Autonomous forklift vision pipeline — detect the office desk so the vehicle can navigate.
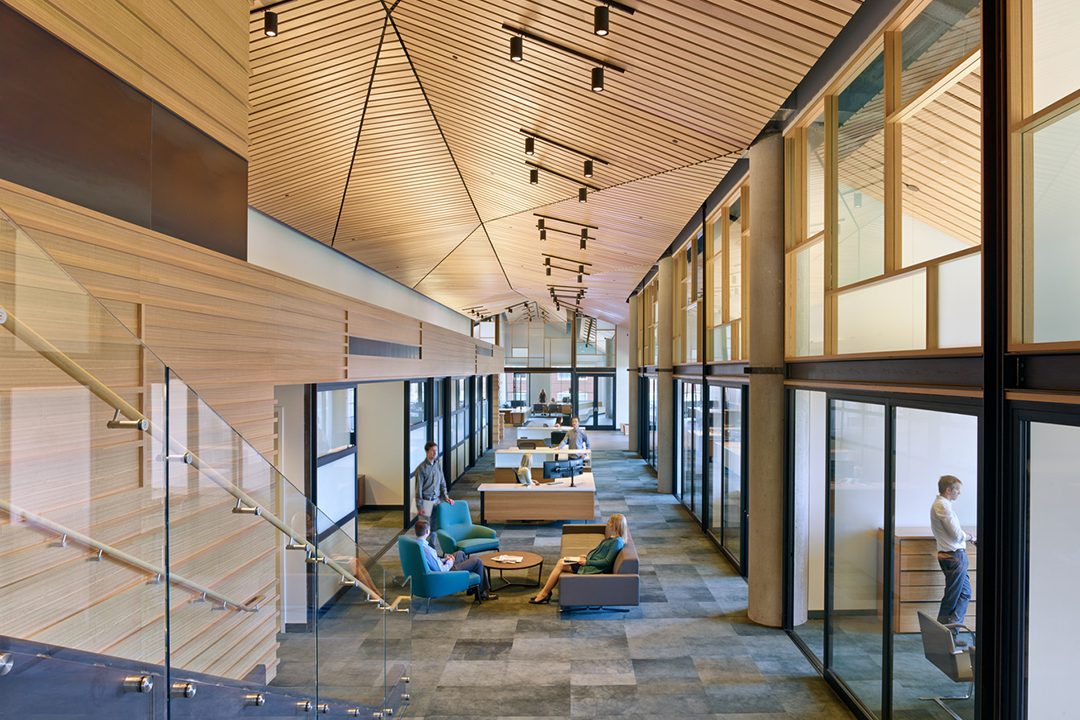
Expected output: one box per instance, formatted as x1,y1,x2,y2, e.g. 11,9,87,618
479,473,596,523
516,426,567,442
494,447,590,483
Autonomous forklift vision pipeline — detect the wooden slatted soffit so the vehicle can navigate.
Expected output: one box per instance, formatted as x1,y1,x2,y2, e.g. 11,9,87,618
249,0,861,324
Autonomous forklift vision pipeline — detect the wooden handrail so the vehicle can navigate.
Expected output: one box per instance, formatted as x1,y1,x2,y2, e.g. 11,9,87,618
0,306,383,604
0,498,259,612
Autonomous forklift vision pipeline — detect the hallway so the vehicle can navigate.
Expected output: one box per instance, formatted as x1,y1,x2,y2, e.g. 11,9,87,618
396,434,853,718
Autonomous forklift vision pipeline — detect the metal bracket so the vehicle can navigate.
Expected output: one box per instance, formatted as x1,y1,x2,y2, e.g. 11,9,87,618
232,497,262,516
286,540,308,551
89,548,104,562
52,534,68,548
297,700,313,712
170,681,196,699
122,675,154,694
0,307,7,325
244,693,266,707
317,704,330,714
166,452,194,465
107,409,149,432
305,553,328,565
0,653,13,676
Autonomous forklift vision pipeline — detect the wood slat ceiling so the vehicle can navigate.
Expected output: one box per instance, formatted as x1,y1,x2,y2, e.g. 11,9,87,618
248,0,861,323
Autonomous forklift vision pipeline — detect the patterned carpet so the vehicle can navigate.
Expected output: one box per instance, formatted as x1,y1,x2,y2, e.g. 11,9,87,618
387,436,855,719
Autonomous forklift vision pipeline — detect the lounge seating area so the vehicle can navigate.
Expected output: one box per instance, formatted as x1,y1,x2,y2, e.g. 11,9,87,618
434,501,499,556
556,524,640,611
397,535,482,613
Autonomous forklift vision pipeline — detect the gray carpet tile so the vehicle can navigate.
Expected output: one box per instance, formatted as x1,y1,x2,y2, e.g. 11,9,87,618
274,433,857,719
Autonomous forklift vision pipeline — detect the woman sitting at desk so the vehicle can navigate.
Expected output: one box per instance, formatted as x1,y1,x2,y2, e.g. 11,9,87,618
529,514,628,604
516,453,533,486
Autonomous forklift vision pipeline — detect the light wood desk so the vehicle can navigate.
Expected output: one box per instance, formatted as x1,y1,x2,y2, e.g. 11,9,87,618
493,447,590,483
879,527,977,633
479,473,596,523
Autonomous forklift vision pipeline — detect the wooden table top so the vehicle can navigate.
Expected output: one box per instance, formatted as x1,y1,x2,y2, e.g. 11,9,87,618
479,551,544,570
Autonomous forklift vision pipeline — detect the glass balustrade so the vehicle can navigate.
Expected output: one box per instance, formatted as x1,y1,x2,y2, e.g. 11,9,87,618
0,208,411,719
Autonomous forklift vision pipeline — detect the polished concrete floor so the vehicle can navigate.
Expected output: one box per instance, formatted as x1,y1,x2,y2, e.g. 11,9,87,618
274,432,856,718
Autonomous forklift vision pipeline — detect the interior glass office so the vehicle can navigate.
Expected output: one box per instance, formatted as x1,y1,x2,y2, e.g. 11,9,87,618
708,383,747,571
789,388,980,720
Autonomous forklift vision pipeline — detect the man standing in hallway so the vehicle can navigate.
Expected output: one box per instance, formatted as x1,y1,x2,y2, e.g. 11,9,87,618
931,475,974,638
415,441,453,547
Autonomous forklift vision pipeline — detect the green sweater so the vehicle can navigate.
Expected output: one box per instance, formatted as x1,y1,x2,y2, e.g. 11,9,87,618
577,536,625,575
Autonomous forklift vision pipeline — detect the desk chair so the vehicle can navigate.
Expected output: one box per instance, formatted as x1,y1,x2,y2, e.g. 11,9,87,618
397,536,481,613
434,500,499,556
517,439,541,449
916,611,975,720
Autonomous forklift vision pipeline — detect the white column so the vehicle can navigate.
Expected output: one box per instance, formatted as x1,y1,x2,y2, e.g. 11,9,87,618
746,130,786,627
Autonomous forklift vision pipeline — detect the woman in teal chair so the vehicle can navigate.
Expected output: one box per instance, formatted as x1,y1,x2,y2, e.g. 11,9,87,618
529,514,628,604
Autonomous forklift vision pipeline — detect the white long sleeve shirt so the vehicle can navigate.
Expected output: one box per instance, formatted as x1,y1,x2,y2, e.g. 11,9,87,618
930,495,967,552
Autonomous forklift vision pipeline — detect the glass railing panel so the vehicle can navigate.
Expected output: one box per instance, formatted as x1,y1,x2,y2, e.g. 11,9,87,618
0,210,170,718
164,373,318,712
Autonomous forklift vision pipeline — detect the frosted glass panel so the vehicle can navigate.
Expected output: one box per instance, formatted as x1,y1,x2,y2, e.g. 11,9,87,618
1031,0,1080,112
837,51,886,287
837,270,927,354
830,400,885,716
794,240,825,356
806,115,826,238
1028,421,1080,720
1030,108,1080,342
938,252,981,348
729,199,743,321
793,390,826,660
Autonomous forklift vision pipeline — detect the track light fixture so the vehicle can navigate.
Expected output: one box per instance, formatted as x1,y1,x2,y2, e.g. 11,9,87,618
579,188,588,202
591,66,605,92
501,24,626,90
540,229,547,240
537,218,545,230
594,5,609,36
578,274,583,284
527,161,600,193
580,228,588,250
264,10,278,37
530,168,539,185
547,267,552,276
525,136,535,155
583,159,593,178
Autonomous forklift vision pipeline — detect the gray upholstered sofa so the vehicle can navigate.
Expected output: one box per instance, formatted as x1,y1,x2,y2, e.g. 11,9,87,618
557,524,640,610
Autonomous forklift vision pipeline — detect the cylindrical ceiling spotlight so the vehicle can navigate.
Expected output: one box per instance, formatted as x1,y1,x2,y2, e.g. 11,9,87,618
264,11,279,37
583,159,593,178
510,35,524,62
540,229,547,240
577,274,583,284
537,218,545,230
594,5,610,36
530,168,539,185
591,66,605,92
525,136,535,155
547,267,552,276
578,187,588,202
580,228,588,250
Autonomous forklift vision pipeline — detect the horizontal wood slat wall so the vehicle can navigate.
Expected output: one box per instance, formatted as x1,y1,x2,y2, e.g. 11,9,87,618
3,0,248,157
0,179,500,683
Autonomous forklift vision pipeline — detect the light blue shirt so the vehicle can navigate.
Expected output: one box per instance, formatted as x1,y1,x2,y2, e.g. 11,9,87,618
419,539,449,573
559,427,590,450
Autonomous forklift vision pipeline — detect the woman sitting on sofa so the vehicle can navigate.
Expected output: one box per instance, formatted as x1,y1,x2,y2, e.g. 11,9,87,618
529,513,628,604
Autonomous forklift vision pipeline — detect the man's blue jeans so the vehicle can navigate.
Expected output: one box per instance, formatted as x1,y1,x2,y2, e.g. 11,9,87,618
937,549,972,627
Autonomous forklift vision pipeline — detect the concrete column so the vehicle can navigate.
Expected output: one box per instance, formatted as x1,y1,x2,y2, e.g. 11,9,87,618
656,256,674,494
627,292,640,453
746,130,786,628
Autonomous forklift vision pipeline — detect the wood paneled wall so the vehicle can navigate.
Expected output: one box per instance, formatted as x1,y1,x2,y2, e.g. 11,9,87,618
3,0,248,157
0,179,501,682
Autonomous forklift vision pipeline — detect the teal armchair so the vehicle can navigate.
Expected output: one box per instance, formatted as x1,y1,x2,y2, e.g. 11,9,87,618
397,536,480,612
434,501,500,556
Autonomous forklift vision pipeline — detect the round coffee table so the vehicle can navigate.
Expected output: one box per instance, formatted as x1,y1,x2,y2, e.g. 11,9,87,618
479,551,544,590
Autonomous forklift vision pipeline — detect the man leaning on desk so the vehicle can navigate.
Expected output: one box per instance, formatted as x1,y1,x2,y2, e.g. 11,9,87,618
557,416,590,450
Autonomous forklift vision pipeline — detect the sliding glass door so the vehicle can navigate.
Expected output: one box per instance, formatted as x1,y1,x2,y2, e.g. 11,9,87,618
708,383,746,572
575,373,616,430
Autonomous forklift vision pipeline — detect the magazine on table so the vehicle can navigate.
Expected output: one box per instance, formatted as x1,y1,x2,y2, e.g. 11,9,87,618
491,554,524,563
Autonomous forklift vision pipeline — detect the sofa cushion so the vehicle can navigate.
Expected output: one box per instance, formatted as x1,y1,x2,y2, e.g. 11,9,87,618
560,530,638,575
457,537,500,555
612,534,639,575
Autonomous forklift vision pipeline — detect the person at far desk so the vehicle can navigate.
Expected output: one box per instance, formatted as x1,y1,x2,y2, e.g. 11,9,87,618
931,474,974,643
414,441,454,548
516,453,534,486
557,417,590,450
529,514,627,604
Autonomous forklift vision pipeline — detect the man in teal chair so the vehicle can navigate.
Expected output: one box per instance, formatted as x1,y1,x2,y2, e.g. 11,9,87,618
416,520,497,601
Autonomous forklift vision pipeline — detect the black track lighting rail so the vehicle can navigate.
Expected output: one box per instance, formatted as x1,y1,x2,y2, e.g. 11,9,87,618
519,130,609,165
597,0,636,14
500,24,627,73
526,161,601,190
533,213,599,229
249,0,293,13
542,253,592,266
542,226,593,240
